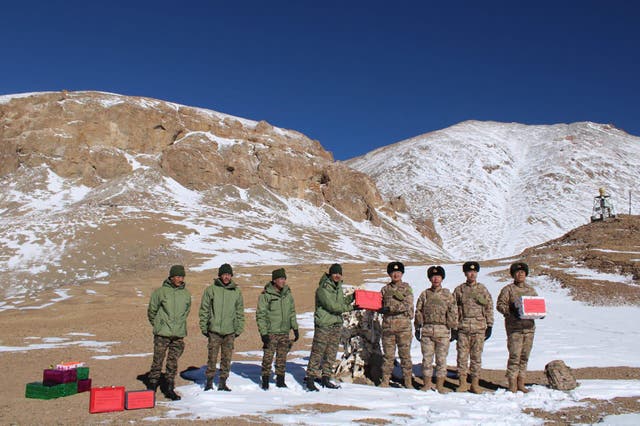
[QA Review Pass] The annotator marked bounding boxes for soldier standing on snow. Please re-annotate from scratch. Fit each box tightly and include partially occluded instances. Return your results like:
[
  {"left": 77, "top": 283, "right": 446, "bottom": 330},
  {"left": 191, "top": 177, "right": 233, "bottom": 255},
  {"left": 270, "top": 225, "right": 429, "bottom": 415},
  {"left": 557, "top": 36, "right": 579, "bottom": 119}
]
[
  {"left": 147, "top": 264, "right": 192, "bottom": 401},
  {"left": 305, "top": 263, "right": 355, "bottom": 392},
  {"left": 452, "top": 261, "right": 494, "bottom": 393},
  {"left": 414, "top": 265, "right": 458, "bottom": 393},
  {"left": 199, "top": 263, "right": 245, "bottom": 392},
  {"left": 256, "top": 268, "right": 299, "bottom": 390},
  {"left": 497, "top": 262, "right": 538, "bottom": 393},
  {"left": 379, "top": 261, "right": 414, "bottom": 389}
]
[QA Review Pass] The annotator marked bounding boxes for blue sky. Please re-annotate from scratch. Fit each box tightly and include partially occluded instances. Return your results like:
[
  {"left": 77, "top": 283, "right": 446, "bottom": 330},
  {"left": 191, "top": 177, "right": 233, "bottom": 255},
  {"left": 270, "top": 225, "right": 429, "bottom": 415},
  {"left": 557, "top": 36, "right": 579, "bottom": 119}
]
[{"left": 2, "top": 1, "right": 638, "bottom": 160}]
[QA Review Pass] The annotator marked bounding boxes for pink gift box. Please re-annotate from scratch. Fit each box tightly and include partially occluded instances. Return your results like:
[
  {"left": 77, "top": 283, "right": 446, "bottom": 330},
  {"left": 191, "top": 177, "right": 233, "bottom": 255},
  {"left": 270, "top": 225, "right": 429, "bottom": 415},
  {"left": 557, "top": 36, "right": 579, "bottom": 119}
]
[{"left": 43, "top": 368, "right": 77, "bottom": 386}]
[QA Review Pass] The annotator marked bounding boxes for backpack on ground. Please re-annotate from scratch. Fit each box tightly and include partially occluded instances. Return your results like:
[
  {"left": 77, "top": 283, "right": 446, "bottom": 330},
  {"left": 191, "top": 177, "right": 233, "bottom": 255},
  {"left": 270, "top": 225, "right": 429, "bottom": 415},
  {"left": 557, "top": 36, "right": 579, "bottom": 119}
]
[{"left": 545, "top": 359, "right": 578, "bottom": 391}]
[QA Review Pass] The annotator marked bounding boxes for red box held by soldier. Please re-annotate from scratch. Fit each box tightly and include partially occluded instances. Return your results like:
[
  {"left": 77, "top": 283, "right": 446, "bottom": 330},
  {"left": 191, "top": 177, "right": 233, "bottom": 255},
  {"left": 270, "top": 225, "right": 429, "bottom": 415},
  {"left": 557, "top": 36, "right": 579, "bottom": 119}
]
[
  {"left": 518, "top": 296, "right": 546, "bottom": 319},
  {"left": 354, "top": 289, "right": 382, "bottom": 311}
]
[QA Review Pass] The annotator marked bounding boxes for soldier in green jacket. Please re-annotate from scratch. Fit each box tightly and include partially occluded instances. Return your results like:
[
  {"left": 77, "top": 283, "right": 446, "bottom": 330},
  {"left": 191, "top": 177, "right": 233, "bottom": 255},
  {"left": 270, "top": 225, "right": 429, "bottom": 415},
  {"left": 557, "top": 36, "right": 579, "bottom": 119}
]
[
  {"left": 256, "top": 268, "right": 299, "bottom": 390},
  {"left": 305, "top": 263, "right": 355, "bottom": 392},
  {"left": 199, "top": 263, "right": 245, "bottom": 392},
  {"left": 147, "top": 264, "right": 192, "bottom": 401}
]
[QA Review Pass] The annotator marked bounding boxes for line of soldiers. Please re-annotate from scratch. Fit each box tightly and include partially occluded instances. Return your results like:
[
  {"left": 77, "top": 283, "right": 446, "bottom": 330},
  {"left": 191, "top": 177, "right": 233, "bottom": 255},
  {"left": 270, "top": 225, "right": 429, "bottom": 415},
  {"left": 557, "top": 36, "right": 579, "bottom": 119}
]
[{"left": 146, "top": 260, "right": 539, "bottom": 400}]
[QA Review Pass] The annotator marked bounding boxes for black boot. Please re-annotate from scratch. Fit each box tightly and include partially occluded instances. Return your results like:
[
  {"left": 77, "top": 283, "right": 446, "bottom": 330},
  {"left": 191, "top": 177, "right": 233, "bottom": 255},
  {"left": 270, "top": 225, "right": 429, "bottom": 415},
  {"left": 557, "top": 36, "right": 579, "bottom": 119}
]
[
  {"left": 165, "top": 384, "right": 181, "bottom": 401},
  {"left": 218, "top": 377, "right": 231, "bottom": 392},
  {"left": 261, "top": 375, "right": 270, "bottom": 390},
  {"left": 305, "top": 376, "right": 319, "bottom": 392},
  {"left": 321, "top": 376, "right": 340, "bottom": 389},
  {"left": 146, "top": 380, "right": 158, "bottom": 392},
  {"left": 204, "top": 377, "right": 214, "bottom": 391},
  {"left": 276, "top": 375, "right": 287, "bottom": 388}
]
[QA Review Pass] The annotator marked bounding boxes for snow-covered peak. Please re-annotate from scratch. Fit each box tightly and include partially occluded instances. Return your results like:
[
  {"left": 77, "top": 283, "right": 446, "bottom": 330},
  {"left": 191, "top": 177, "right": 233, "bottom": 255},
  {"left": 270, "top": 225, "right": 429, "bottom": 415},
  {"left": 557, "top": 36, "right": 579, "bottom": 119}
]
[{"left": 348, "top": 121, "right": 640, "bottom": 260}]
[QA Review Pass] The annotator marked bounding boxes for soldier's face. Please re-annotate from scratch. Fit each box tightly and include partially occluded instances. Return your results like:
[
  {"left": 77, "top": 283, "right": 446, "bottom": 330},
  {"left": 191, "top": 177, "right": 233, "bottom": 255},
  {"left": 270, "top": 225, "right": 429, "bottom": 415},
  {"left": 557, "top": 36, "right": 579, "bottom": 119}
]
[
  {"left": 220, "top": 273, "right": 232, "bottom": 285},
  {"left": 430, "top": 275, "right": 443, "bottom": 287},
  {"left": 273, "top": 277, "right": 286, "bottom": 289},
  {"left": 170, "top": 276, "right": 184, "bottom": 286},
  {"left": 514, "top": 270, "right": 526, "bottom": 283},
  {"left": 330, "top": 272, "right": 342, "bottom": 283},
  {"left": 389, "top": 271, "right": 403, "bottom": 282},
  {"left": 465, "top": 270, "right": 478, "bottom": 282}
]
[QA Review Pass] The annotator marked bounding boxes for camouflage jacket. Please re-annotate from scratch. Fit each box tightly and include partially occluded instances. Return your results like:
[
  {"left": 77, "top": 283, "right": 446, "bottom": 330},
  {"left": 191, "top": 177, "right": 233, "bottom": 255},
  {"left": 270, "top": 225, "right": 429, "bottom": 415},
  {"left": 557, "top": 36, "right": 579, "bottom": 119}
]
[
  {"left": 414, "top": 287, "right": 458, "bottom": 337},
  {"left": 453, "top": 281, "right": 494, "bottom": 333},
  {"left": 496, "top": 281, "right": 538, "bottom": 333},
  {"left": 381, "top": 281, "right": 414, "bottom": 330}
]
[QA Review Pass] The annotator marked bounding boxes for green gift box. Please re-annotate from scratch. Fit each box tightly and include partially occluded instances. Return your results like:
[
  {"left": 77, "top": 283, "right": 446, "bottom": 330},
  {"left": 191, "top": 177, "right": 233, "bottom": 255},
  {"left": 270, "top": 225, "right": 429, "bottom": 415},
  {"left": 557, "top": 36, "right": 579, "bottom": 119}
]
[{"left": 76, "top": 367, "right": 90, "bottom": 380}]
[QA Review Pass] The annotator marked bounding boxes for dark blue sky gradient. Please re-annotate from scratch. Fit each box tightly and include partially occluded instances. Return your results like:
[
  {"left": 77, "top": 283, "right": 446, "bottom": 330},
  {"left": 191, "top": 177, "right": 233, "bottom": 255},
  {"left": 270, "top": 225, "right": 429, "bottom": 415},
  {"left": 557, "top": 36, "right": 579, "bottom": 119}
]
[{"left": 1, "top": 1, "right": 638, "bottom": 159}]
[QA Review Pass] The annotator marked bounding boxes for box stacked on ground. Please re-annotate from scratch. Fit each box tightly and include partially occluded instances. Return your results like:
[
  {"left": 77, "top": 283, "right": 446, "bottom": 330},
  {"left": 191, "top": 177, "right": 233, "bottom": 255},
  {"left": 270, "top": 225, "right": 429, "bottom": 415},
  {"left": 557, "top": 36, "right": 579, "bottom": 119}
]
[
  {"left": 125, "top": 390, "right": 156, "bottom": 410},
  {"left": 89, "top": 386, "right": 125, "bottom": 413},
  {"left": 43, "top": 368, "right": 77, "bottom": 385}
]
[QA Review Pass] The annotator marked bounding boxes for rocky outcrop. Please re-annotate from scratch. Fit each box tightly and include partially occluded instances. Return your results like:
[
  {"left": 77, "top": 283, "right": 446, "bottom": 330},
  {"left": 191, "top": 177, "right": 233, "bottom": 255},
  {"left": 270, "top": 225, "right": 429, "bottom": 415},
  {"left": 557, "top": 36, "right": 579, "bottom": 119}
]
[{"left": 0, "top": 91, "right": 385, "bottom": 223}]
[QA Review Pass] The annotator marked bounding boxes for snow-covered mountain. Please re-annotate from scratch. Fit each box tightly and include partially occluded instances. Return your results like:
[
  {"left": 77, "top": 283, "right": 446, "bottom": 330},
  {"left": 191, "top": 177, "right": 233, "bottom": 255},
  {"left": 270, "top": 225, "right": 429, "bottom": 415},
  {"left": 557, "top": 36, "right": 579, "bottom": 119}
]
[
  {"left": 0, "top": 91, "right": 446, "bottom": 303},
  {"left": 347, "top": 120, "right": 640, "bottom": 260}
]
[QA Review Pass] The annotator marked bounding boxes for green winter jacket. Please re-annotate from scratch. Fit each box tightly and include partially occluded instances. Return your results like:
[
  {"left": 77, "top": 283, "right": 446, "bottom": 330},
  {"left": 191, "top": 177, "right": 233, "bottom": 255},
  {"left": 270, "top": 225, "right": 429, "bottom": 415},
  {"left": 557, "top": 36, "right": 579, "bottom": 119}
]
[
  {"left": 314, "top": 273, "right": 354, "bottom": 328},
  {"left": 256, "top": 282, "right": 299, "bottom": 335},
  {"left": 148, "top": 279, "right": 192, "bottom": 338},
  {"left": 199, "top": 278, "right": 245, "bottom": 336}
]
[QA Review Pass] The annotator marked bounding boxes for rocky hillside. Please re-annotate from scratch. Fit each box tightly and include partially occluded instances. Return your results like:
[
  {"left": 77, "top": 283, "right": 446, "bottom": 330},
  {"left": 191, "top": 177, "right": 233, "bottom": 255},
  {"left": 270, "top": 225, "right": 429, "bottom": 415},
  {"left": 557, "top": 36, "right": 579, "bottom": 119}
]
[
  {"left": 347, "top": 120, "right": 640, "bottom": 260},
  {"left": 0, "top": 91, "right": 447, "bottom": 306},
  {"left": 515, "top": 214, "right": 640, "bottom": 305}
]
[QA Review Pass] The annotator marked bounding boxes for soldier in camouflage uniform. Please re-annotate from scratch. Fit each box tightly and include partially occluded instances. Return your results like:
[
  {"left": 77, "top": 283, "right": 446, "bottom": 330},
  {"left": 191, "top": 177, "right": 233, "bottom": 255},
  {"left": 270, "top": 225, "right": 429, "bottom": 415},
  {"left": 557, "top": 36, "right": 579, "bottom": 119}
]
[
  {"left": 379, "top": 261, "right": 414, "bottom": 388},
  {"left": 497, "top": 262, "right": 538, "bottom": 393},
  {"left": 199, "top": 263, "right": 245, "bottom": 392},
  {"left": 147, "top": 264, "right": 192, "bottom": 401},
  {"left": 452, "top": 261, "right": 493, "bottom": 393},
  {"left": 256, "top": 268, "right": 299, "bottom": 390},
  {"left": 414, "top": 265, "right": 458, "bottom": 393},
  {"left": 305, "top": 263, "right": 355, "bottom": 392}
]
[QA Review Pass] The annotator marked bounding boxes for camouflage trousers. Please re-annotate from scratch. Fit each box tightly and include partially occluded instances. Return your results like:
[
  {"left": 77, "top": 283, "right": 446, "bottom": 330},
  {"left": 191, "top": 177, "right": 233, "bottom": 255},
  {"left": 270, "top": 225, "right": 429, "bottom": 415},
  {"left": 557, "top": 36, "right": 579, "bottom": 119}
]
[
  {"left": 306, "top": 324, "right": 341, "bottom": 379},
  {"left": 456, "top": 331, "right": 485, "bottom": 378},
  {"left": 506, "top": 329, "right": 535, "bottom": 378},
  {"left": 420, "top": 335, "right": 450, "bottom": 379},
  {"left": 261, "top": 333, "right": 292, "bottom": 376},
  {"left": 149, "top": 335, "right": 185, "bottom": 384},
  {"left": 206, "top": 332, "right": 235, "bottom": 380},
  {"left": 381, "top": 328, "right": 413, "bottom": 379}
]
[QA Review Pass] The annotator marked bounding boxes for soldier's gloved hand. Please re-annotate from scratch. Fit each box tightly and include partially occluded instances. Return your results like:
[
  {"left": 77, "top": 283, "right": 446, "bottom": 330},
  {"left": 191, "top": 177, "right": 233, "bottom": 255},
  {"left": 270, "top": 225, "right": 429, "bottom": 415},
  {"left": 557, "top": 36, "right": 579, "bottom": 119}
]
[
  {"left": 484, "top": 326, "right": 492, "bottom": 341},
  {"left": 353, "top": 304, "right": 364, "bottom": 310},
  {"left": 261, "top": 335, "right": 270, "bottom": 346},
  {"left": 414, "top": 328, "right": 421, "bottom": 341},
  {"left": 509, "top": 303, "right": 520, "bottom": 318},
  {"left": 450, "top": 329, "right": 458, "bottom": 342},
  {"left": 378, "top": 306, "right": 391, "bottom": 315},
  {"left": 235, "top": 333, "right": 241, "bottom": 338},
  {"left": 293, "top": 329, "right": 300, "bottom": 342},
  {"left": 201, "top": 330, "right": 209, "bottom": 338}
]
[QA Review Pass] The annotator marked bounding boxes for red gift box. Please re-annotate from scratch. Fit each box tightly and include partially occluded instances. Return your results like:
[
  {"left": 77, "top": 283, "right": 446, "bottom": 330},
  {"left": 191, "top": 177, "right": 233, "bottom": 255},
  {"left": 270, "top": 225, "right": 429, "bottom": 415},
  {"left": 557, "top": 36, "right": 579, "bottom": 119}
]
[
  {"left": 125, "top": 390, "right": 156, "bottom": 410},
  {"left": 518, "top": 296, "right": 546, "bottom": 319},
  {"left": 354, "top": 289, "right": 382, "bottom": 311},
  {"left": 77, "top": 379, "right": 92, "bottom": 393},
  {"left": 43, "top": 368, "right": 77, "bottom": 386},
  {"left": 89, "top": 386, "right": 125, "bottom": 413}
]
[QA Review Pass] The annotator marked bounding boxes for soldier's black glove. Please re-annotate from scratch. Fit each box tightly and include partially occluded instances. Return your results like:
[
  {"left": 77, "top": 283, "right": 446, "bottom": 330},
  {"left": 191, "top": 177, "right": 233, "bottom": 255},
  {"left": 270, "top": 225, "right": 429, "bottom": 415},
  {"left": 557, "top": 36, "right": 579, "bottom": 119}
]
[
  {"left": 353, "top": 304, "right": 364, "bottom": 310},
  {"left": 450, "top": 329, "right": 458, "bottom": 342},
  {"left": 484, "top": 326, "right": 492, "bottom": 341},
  {"left": 509, "top": 303, "right": 520, "bottom": 318},
  {"left": 202, "top": 330, "right": 209, "bottom": 338},
  {"left": 293, "top": 329, "right": 300, "bottom": 342},
  {"left": 378, "top": 306, "right": 391, "bottom": 315},
  {"left": 261, "top": 335, "right": 270, "bottom": 346},
  {"left": 414, "top": 328, "right": 421, "bottom": 341}
]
